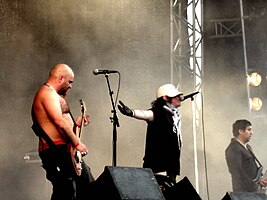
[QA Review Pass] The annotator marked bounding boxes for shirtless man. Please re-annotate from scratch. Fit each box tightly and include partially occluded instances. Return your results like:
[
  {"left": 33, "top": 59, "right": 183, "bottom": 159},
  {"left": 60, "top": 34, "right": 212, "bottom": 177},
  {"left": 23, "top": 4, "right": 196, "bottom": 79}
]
[{"left": 31, "top": 64, "right": 93, "bottom": 200}]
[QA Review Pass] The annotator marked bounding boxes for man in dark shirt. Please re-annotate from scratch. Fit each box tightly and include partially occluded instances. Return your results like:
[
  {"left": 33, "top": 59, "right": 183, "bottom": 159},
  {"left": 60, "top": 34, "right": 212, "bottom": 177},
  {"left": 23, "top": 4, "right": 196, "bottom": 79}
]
[{"left": 225, "top": 119, "right": 267, "bottom": 192}]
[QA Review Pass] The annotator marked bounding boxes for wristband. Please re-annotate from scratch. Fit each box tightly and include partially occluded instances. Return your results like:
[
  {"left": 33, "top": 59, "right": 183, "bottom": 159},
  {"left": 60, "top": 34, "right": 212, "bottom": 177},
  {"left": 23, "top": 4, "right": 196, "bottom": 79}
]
[
  {"left": 73, "top": 141, "right": 80, "bottom": 148},
  {"left": 131, "top": 109, "right": 135, "bottom": 117}
]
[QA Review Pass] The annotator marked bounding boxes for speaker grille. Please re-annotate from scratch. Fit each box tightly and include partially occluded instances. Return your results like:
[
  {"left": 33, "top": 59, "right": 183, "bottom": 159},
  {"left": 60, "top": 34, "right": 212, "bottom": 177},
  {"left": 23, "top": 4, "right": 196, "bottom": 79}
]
[
  {"left": 222, "top": 192, "right": 267, "bottom": 200},
  {"left": 91, "top": 166, "right": 165, "bottom": 200}
]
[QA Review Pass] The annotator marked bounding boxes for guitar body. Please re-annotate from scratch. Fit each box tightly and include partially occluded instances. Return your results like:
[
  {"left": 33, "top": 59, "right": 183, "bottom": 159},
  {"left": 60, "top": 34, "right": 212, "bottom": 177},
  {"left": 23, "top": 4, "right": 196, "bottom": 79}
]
[
  {"left": 70, "top": 99, "right": 86, "bottom": 176},
  {"left": 70, "top": 145, "right": 82, "bottom": 176},
  {"left": 253, "top": 166, "right": 263, "bottom": 183},
  {"left": 258, "top": 169, "right": 267, "bottom": 194}
]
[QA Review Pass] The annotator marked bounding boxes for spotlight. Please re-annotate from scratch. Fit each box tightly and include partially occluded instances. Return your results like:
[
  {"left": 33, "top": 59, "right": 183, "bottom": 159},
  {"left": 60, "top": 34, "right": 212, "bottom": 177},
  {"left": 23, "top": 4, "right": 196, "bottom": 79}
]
[
  {"left": 248, "top": 72, "right": 262, "bottom": 87},
  {"left": 250, "top": 97, "right": 263, "bottom": 111}
]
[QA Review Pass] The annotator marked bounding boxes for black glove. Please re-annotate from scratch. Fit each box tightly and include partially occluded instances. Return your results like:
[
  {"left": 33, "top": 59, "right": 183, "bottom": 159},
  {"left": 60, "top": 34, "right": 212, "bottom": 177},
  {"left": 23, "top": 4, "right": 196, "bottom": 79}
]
[{"left": 118, "top": 100, "right": 134, "bottom": 117}]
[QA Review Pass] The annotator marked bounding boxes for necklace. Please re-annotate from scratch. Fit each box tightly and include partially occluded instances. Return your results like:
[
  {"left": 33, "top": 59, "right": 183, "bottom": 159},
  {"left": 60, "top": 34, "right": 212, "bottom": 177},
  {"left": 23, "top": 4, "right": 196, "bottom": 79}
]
[{"left": 44, "top": 83, "right": 57, "bottom": 93}]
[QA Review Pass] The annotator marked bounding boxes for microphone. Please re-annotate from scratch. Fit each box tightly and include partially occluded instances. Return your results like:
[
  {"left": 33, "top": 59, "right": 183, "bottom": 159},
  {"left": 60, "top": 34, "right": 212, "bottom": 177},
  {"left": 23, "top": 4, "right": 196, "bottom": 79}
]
[
  {"left": 180, "top": 91, "right": 199, "bottom": 101},
  {"left": 93, "top": 69, "right": 118, "bottom": 75}
]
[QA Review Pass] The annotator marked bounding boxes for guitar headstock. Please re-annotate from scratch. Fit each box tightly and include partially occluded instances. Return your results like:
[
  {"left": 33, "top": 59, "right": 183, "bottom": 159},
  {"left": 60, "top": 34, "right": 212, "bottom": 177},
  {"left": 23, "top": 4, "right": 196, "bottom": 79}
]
[{"left": 79, "top": 99, "right": 86, "bottom": 115}]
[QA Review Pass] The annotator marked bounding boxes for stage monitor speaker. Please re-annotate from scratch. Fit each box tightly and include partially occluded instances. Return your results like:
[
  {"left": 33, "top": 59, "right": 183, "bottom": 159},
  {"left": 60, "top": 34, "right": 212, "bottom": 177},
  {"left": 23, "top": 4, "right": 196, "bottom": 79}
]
[
  {"left": 90, "top": 166, "right": 165, "bottom": 200},
  {"left": 221, "top": 192, "right": 267, "bottom": 200},
  {"left": 163, "top": 176, "right": 202, "bottom": 200}
]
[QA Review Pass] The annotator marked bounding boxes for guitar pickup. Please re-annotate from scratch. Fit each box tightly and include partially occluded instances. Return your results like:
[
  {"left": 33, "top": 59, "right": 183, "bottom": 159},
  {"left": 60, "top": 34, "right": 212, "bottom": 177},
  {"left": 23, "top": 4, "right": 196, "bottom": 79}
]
[{"left": 75, "top": 151, "right": 82, "bottom": 163}]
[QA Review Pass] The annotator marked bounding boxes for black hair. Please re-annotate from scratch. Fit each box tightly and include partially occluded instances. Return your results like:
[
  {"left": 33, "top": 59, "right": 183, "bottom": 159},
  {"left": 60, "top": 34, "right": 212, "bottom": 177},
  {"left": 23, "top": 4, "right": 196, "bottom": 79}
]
[
  {"left": 232, "top": 119, "right": 251, "bottom": 137},
  {"left": 151, "top": 97, "right": 166, "bottom": 108}
]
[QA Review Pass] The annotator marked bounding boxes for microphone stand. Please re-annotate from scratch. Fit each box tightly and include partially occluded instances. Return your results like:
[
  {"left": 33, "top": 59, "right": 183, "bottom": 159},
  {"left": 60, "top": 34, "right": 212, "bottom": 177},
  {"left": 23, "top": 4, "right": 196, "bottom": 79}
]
[{"left": 104, "top": 74, "right": 120, "bottom": 167}]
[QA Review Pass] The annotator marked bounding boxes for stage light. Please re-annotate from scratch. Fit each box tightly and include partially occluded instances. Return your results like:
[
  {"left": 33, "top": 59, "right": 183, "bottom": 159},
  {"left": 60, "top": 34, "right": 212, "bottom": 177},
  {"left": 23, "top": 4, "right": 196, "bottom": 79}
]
[
  {"left": 248, "top": 72, "right": 262, "bottom": 87},
  {"left": 250, "top": 97, "right": 263, "bottom": 111}
]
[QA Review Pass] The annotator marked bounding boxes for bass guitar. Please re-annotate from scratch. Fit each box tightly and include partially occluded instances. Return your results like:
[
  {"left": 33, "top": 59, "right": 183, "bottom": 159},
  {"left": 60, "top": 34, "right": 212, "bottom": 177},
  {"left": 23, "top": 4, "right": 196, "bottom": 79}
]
[
  {"left": 70, "top": 99, "right": 86, "bottom": 176},
  {"left": 257, "top": 169, "right": 267, "bottom": 194},
  {"left": 253, "top": 166, "right": 263, "bottom": 183}
]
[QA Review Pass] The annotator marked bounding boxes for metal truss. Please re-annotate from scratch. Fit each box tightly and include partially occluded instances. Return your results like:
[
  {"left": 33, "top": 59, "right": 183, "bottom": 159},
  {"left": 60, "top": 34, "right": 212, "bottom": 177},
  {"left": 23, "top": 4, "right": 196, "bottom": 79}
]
[
  {"left": 210, "top": 18, "right": 242, "bottom": 38},
  {"left": 209, "top": 1, "right": 267, "bottom": 115},
  {"left": 170, "top": 0, "right": 205, "bottom": 198},
  {"left": 209, "top": 2, "right": 267, "bottom": 39},
  {"left": 208, "top": 3, "right": 250, "bottom": 113}
]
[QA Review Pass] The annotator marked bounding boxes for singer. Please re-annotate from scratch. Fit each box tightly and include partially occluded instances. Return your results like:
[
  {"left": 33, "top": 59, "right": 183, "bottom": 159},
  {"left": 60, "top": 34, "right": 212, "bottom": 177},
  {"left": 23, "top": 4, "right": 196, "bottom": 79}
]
[{"left": 118, "top": 84, "right": 185, "bottom": 192}]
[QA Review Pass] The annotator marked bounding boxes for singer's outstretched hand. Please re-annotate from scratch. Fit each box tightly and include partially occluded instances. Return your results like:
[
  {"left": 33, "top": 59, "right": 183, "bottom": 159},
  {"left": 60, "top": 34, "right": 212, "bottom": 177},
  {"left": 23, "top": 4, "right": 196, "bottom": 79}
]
[{"left": 118, "top": 101, "right": 134, "bottom": 117}]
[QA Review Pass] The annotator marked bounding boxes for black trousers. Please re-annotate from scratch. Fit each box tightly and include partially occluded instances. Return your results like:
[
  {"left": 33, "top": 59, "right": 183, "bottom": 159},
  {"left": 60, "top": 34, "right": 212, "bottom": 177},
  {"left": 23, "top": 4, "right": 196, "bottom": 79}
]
[{"left": 39, "top": 145, "right": 95, "bottom": 200}]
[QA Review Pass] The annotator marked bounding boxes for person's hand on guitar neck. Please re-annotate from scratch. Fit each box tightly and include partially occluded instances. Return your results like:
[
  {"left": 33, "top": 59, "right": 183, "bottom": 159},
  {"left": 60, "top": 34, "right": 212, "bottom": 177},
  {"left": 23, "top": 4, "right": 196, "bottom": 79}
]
[
  {"left": 73, "top": 113, "right": 90, "bottom": 157},
  {"left": 75, "top": 114, "right": 90, "bottom": 127},
  {"left": 73, "top": 114, "right": 90, "bottom": 135}
]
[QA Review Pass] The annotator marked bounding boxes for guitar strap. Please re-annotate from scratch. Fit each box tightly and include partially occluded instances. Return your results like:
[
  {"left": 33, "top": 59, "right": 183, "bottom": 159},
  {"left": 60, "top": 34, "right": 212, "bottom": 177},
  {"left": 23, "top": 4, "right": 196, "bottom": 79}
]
[
  {"left": 247, "top": 144, "right": 266, "bottom": 185},
  {"left": 31, "top": 106, "right": 56, "bottom": 150},
  {"left": 69, "top": 111, "right": 77, "bottom": 129},
  {"left": 31, "top": 122, "right": 56, "bottom": 150},
  {"left": 247, "top": 144, "right": 263, "bottom": 168},
  {"left": 31, "top": 109, "right": 77, "bottom": 150}
]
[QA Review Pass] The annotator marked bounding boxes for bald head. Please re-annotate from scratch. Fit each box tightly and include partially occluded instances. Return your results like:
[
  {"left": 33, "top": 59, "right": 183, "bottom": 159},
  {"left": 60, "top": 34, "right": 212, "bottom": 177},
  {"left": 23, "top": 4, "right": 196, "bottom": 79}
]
[
  {"left": 49, "top": 64, "right": 74, "bottom": 78},
  {"left": 45, "top": 64, "right": 75, "bottom": 97}
]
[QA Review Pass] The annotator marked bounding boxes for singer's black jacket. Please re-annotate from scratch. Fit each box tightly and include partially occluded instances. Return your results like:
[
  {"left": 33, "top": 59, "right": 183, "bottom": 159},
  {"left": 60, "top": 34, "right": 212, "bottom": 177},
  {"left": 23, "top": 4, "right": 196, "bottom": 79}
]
[{"left": 143, "top": 100, "right": 180, "bottom": 176}]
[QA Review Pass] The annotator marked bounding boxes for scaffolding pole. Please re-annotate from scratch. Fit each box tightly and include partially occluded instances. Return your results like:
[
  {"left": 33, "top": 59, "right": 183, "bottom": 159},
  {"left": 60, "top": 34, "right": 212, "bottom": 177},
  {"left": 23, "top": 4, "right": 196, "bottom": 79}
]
[{"left": 170, "top": 0, "right": 206, "bottom": 198}]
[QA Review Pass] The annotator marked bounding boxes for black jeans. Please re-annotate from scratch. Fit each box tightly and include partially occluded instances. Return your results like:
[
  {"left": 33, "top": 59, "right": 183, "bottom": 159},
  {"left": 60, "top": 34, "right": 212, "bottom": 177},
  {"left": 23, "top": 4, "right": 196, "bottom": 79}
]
[{"left": 39, "top": 144, "right": 95, "bottom": 200}]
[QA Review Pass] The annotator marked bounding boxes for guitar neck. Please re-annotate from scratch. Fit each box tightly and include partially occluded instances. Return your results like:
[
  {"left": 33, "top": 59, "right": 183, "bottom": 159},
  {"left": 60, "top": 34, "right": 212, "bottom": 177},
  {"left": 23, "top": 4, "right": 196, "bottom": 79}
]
[
  {"left": 78, "top": 99, "right": 86, "bottom": 139},
  {"left": 78, "top": 115, "right": 85, "bottom": 139}
]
